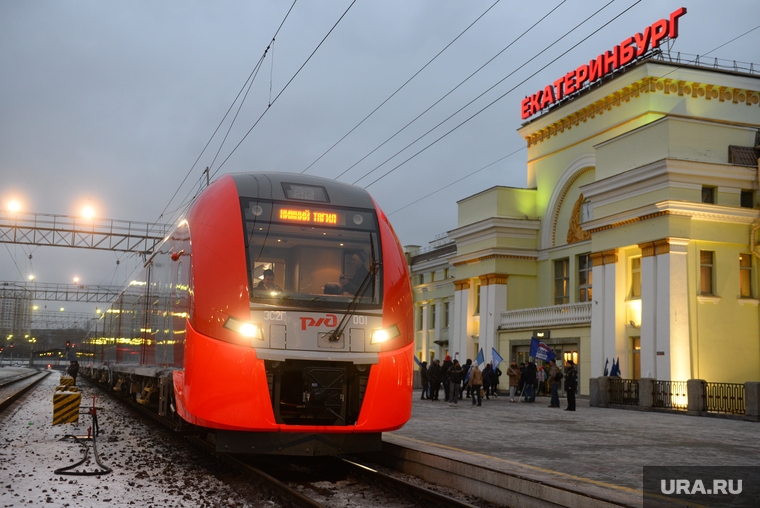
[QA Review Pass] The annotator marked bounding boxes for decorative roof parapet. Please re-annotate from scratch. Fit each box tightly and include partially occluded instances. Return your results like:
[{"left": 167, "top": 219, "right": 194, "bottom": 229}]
[{"left": 524, "top": 76, "right": 760, "bottom": 148}]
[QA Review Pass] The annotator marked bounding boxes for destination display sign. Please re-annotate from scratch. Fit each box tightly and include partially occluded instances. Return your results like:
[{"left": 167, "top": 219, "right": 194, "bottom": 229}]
[
  {"left": 276, "top": 206, "right": 342, "bottom": 226},
  {"left": 520, "top": 7, "right": 687, "bottom": 120}
]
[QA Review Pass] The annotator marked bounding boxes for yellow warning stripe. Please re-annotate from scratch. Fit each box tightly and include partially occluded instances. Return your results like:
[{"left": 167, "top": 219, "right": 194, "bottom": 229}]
[{"left": 53, "top": 392, "right": 81, "bottom": 425}]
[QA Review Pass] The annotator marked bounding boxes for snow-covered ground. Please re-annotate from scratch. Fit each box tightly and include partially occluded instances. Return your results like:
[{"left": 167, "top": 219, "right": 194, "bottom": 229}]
[{"left": 0, "top": 371, "right": 273, "bottom": 508}]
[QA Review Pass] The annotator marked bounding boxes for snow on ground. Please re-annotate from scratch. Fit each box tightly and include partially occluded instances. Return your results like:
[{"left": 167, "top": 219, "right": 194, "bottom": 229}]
[{"left": 0, "top": 370, "right": 273, "bottom": 508}]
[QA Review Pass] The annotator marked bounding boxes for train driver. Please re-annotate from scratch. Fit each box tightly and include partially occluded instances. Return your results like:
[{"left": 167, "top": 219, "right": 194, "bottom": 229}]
[
  {"left": 255, "top": 269, "right": 282, "bottom": 291},
  {"left": 339, "top": 251, "right": 370, "bottom": 295}
]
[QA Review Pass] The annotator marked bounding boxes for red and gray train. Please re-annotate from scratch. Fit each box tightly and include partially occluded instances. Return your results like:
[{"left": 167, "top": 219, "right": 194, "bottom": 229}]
[{"left": 82, "top": 173, "right": 414, "bottom": 455}]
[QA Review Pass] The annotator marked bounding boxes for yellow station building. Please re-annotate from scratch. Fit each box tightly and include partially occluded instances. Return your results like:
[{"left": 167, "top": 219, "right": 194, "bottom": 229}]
[{"left": 407, "top": 53, "right": 760, "bottom": 394}]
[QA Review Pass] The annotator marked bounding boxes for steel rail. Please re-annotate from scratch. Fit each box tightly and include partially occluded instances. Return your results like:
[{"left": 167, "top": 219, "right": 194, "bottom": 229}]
[
  {"left": 339, "top": 457, "right": 480, "bottom": 508},
  {"left": 0, "top": 370, "right": 51, "bottom": 413},
  {"left": 83, "top": 374, "right": 326, "bottom": 508}
]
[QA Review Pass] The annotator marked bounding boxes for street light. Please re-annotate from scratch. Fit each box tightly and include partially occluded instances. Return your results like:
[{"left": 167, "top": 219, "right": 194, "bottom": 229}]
[
  {"left": 28, "top": 274, "right": 35, "bottom": 282},
  {"left": 6, "top": 200, "right": 21, "bottom": 213},
  {"left": 73, "top": 276, "right": 80, "bottom": 284}
]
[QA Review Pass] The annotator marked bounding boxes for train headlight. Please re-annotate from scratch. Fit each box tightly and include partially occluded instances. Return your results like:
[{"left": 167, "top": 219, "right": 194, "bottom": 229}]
[
  {"left": 223, "top": 317, "right": 263, "bottom": 340},
  {"left": 371, "top": 324, "right": 400, "bottom": 344}
]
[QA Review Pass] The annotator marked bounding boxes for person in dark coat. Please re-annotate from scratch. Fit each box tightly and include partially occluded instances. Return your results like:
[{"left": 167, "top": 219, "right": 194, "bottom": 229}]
[
  {"left": 481, "top": 364, "right": 493, "bottom": 399},
  {"left": 490, "top": 364, "right": 502, "bottom": 397},
  {"left": 428, "top": 359, "right": 442, "bottom": 401},
  {"left": 67, "top": 360, "right": 79, "bottom": 385},
  {"left": 447, "top": 360, "right": 463, "bottom": 405},
  {"left": 420, "top": 361, "right": 429, "bottom": 400},
  {"left": 517, "top": 362, "right": 526, "bottom": 396},
  {"left": 523, "top": 361, "right": 537, "bottom": 402},
  {"left": 441, "top": 355, "right": 453, "bottom": 402},
  {"left": 460, "top": 359, "right": 472, "bottom": 399},
  {"left": 565, "top": 360, "right": 578, "bottom": 411}
]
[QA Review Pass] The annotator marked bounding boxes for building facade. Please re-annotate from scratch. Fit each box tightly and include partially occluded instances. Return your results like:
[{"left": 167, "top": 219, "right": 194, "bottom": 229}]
[{"left": 409, "top": 56, "right": 760, "bottom": 393}]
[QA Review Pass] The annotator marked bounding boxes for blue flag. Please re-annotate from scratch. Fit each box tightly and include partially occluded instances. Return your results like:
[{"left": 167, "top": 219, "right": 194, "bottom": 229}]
[
  {"left": 414, "top": 355, "right": 422, "bottom": 367},
  {"left": 529, "top": 337, "right": 556, "bottom": 362},
  {"left": 491, "top": 347, "right": 504, "bottom": 368},
  {"left": 610, "top": 357, "right": 621, "bottom": 377},
  {"left": 475, "top": 348, "right": 484, "bottom": 367}
]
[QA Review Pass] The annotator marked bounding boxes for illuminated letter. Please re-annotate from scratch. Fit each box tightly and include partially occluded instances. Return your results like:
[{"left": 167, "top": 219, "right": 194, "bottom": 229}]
[
  {"left": 728, "top": 480, "right": 742, "bottom": 495},
  {"left": 602, "top": 46, "right": 619, "bottom": 74},
  {"left": 588, "top": 54, "right": 604, "bottom": 82},
  {"left": 661, "top": 480, "right": 675, "bottom": 494},
  {"left": 564, "top": 70, "right": 577, "bottom": 94},
  {"left": 530, "top": 90, "right": 542, "bottom": 115},
  {"left": 619, "top": 37, "right": 635, "bottom": 66},
  {"left": 575, "top": 64, "right": 589, "bottom": 88},
  {"left": 521, "top": 96, "right": 532, "bottom": 119},
  {"left": 669, "top": 7, "right": 687, "bottom": 38},
  {"left": 691, "top": 480, "right": 706, "bottom": 495},
  {"left": 651, "top": 18, "right": 668, "bottom": 48},
  {"left": 634, "top": 27, "right": 651, "bottom": 57},
  {"left": 539, "top": 85, "right": 555, "bottom": 109},
  {"left": 676, "top": 480, "right": 690, "bottom": 495},
  {"left": 552, "top": 76, "right": 565, "bottom": 101}
]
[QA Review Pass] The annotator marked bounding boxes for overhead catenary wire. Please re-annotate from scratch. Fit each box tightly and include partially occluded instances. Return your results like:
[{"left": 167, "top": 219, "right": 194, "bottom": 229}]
[
  {"left": 386, "top": 11, "right": 760, "bottom": 226},
  {"left": 208, "top": 0, "right": 359, "bottom": 182},
  {"left": 329, "top": 0, "right": 566, "bottom": 182},
  {"left": 300, "top": 0, "right": 503, "bottom": 177},
  {"left": 358, "top": 0, "right": 643, "bottom": 190},
  {"left": 387, "top": 146, "right": 526, "bottom": 216},
  {"left": 155, "top": 0, "right": 299, "bottom": 226}
]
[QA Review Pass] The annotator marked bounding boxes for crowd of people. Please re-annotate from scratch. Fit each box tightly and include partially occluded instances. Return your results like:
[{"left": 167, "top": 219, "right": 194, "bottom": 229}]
[{"left": 418, "top": 356, "right": 578, "bottom": 410}]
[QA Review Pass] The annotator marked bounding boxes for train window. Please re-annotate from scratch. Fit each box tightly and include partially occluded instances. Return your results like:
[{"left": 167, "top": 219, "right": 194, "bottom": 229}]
[{"left": 242, "top": 199, "right": 382, "bottom": 310}]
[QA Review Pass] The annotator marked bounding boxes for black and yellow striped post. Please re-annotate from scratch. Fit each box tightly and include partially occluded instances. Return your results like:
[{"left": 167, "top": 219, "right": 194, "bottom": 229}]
[
  {"left": 59, "top": 374, "right": 74, "bottom": 387},
  {"left": 53, "top": 386, "right": 81, "bottom": 425}
]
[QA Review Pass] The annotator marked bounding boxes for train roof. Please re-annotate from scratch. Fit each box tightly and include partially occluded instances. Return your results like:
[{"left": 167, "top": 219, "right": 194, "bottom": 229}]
[{"left": 229, "top": 173, "right": 375, "bottom": 209}]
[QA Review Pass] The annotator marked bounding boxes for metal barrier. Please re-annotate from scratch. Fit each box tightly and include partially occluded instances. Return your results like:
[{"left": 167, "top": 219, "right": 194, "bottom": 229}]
[
  {"left": 609, "top": 378, "right": 638, "bottom": 405},
  {"left": 652, "top": 380, "right": 688, "bottom": 410},
  {"left": 704, "top": 382, "right": 745, "bottom": 414}
]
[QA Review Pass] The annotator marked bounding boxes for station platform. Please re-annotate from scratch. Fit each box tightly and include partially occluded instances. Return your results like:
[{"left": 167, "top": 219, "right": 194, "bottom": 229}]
[{"left": 384, "top": 392, "right": 760, "bottom": 507}]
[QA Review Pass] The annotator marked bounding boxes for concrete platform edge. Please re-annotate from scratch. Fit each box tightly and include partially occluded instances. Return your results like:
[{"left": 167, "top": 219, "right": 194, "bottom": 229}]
[{"left": 379, "top": 434, "right": 642, "bottom": 508}]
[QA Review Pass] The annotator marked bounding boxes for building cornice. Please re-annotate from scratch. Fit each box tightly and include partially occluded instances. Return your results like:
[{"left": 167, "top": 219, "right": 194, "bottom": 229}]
[
  {"left": 580, "top": 157, "right": 758, "bottom": 208},
  {"left": 451, "top": 249, "right": 539, "bottom": 267},
  {"left": 584, "top": 200, "right": 760, "bottom": 234},
  {"left": 520, "top": 71, "right": 760, "bottom": 148},
  {"left": 448, "top": 217, "right": 541, "bottom": 252}
]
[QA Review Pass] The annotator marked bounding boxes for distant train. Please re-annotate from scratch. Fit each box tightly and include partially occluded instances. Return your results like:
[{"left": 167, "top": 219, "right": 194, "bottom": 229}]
[{"left": 81, "top": 173, "right": 414, "bottom": 455}]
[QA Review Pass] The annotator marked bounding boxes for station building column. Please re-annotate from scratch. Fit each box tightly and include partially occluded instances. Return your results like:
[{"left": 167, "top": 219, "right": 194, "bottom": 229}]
[
  {"left": 478, "top": 274, "right": 508, "bottom": 365},
  {"left": 452, "top": 280, "right": 472, "bottom": 360},
  {"left": 420, "top": 303, "right": 430, "bottom": 362},
  {"left": 590, "top": 250, "right": 626, "bottom": 377},
  {"left": 639, "top": 238, "right": 691, "bottom": 381}
]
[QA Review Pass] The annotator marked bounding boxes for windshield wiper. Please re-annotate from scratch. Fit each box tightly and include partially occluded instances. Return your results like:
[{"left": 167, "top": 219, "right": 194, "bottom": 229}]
[{"left": 328, "top": 235, "right": 380, "bottom": 342}]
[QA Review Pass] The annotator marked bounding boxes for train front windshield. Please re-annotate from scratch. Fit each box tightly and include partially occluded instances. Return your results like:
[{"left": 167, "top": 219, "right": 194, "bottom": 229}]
[{"left": 242, "top": 199, "right": 383, "bottom": 310}]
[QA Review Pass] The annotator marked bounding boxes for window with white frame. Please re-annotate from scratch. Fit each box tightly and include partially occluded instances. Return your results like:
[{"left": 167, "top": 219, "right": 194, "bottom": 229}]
[
  {"left": 700, "top": 250, "right": 715, "bottom": 295},
  {"left": 578, "top": 254, "right": 592, "bottom": 302},
  {"left": 740, "top": 253, "right": 752, "bottom": 298},
  {"left": 630, "top": 257, "right": 641, "bottom": 298},
  {"left": 554, "top": 258, "right": 569, "bottom": 305}
]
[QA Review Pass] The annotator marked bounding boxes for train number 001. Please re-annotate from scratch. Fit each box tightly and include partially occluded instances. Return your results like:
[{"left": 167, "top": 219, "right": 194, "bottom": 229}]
[
  {"left": 352, "top": 315, "right": 368, "bottom": 325},
  {"left": 264, "top": 311, "right": 286, "bottom": 321}
]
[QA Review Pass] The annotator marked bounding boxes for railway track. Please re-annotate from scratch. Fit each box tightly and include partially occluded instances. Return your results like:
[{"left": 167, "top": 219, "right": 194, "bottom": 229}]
[
  {"left": 0, "top": 368, "right": 51, "bottom": 413},
  {"left": 85, "top": 374, "right": 487, "bottom": 508}
]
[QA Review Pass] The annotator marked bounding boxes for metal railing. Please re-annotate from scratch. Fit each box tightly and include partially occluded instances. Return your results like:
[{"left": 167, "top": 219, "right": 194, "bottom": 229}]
[
  {"left": 652, "top": 381, "right": 688, "bottom": 410},
  {"left": 704, "top": 382, "right": 745, "bottom": 414},
  {"left": 653, "top": 50, "right": 758, "bottom": 75},
  {"left": 608, "top": 378, "right": 638, "bottom": 406}
]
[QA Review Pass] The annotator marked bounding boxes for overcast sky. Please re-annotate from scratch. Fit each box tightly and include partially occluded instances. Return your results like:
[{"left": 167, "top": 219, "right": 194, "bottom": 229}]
[{"left": 1, "top": 0, "right": 758, "bottom": 319}]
